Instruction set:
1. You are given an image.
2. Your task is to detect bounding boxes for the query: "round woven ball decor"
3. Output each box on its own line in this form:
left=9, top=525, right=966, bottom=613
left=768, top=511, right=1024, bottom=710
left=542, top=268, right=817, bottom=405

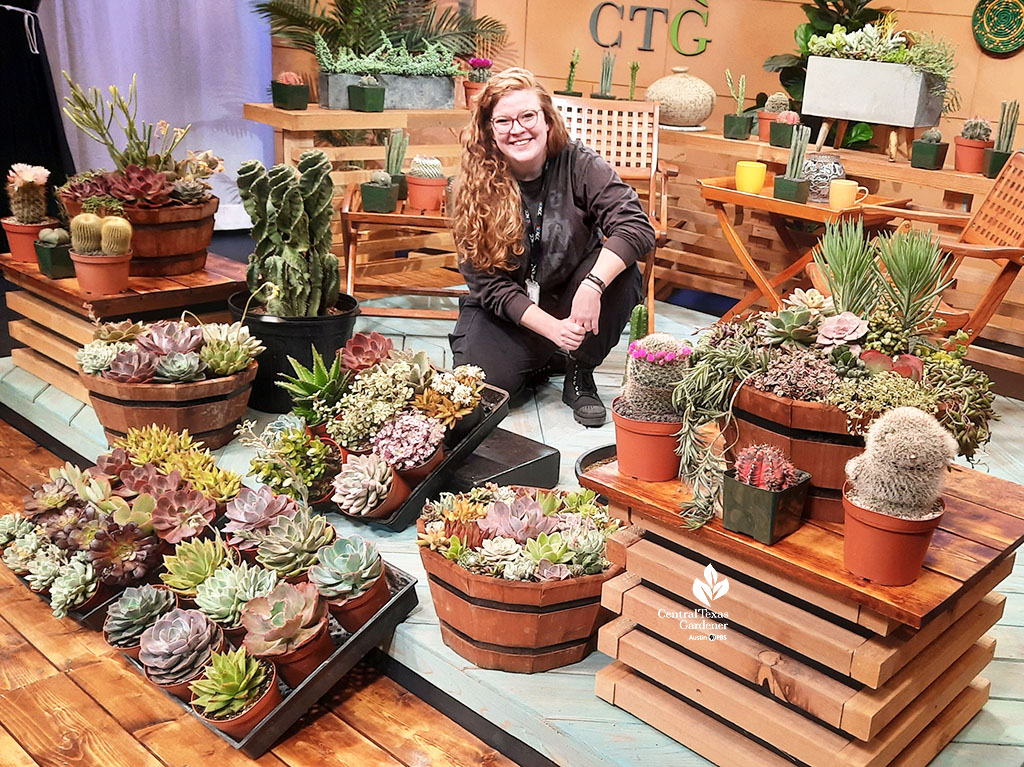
left=974, top=0, right=1024, bottom=54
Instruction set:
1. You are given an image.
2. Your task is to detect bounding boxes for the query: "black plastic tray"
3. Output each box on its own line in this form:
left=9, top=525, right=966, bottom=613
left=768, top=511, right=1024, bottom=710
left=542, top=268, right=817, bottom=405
left=124, top=562, right=418, bottom=757
left=14, top=572, right=125, bottom=631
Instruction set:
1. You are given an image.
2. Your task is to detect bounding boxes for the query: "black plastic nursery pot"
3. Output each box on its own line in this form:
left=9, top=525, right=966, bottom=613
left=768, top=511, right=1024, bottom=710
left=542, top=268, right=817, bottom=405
left=360, top=182, right=399, bottom=213
left=554, top=90, right=583, bottom=97
left=723, top=114, right=753, bottom=140
left=721, top=469, right=811, bottom=545
left=34, top=241, right=75, bottom=279
left=773, top=176, right=810, bottom=204
left=347, top=85, right=385, bottom=112
left=910, top=141, right=949, bottom=170
left=769, top=121, right=796, bottom=148
left=228, top=291, right=359, bottom=414
left=271, top=81, right=310, bottom=111
left=390, top=172, right=408, bottom=200
left=983, top=148, right=1012, bottom=179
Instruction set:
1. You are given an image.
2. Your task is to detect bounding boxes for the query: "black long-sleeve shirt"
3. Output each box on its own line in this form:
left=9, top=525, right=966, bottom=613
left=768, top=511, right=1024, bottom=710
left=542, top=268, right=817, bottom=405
left=458, top=140, right=656, bottom=324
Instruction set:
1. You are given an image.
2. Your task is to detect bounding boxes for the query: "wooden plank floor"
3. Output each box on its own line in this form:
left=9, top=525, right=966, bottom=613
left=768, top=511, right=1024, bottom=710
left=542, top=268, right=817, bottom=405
left=0, top=419, right=517, bottom=767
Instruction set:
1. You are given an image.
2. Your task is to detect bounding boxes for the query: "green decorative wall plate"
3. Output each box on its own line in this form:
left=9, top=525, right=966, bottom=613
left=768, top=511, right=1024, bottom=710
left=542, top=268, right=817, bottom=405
left=974, top=0, right=1024, bottom=54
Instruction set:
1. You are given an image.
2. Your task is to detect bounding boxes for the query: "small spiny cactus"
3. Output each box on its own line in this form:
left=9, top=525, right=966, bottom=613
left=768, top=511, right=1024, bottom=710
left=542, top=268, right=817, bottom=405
left=5, top=164, right=49, bottom=224
left=275, top=71, right=304, bottom=86
left=100, top=216, right=132, bottom=255
left=409, top=155, right=443, bottom=179
left=70, top=213, right=103, bottom=253
left=961, top=117, right=991, bottom=142
left=358, top=75, right=379, bottom=87
left=618, top=333, right=692, bottom=421
left=775, top=110, right=800, bottom=125
left=733, top=444, right=799, bottom=491
left=920, top=128, right=942, bottom=144
left=764, top=92, right=790, bottom=113
left=368, top=170, right=393, bottom=187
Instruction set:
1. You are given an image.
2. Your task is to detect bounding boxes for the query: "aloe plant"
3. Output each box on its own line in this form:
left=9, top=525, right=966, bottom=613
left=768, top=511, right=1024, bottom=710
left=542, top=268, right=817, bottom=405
left=276, top=345, right=350, bottom=425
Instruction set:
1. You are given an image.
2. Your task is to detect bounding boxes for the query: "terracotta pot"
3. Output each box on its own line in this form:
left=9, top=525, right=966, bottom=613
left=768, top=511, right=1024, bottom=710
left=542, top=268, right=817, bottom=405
left=842, top=485, right=944, bottom=586
left=111, top=637, right=142, bottom=660
left=611, top=397, right=681, bottom=482
left=61, top=195, right=217, bottom=276
left=463, top=79, right=486, bottom=108
left=2, top=217, right=57, bottom=262
left=328, top=567, right=390, bottom=632
left=222, top=623, right=247, bottom=644
left=406, top=175, right=447, bottom=211
left=72, top=582, right=113, bottom=616
left=79, top=362, right=257, bottom=450
left=756, top=110, right=774, bottom=142
left=953, top=136, right=994, bottom=174
left=354, top=471, right=411, bottom=520
left=267, top=618, right=335, bottom=688
left=69, top=250, right=132, bottom=295
left=396, top=443, right=444, bottom=486
left=192, top=660, right=283, bottom=741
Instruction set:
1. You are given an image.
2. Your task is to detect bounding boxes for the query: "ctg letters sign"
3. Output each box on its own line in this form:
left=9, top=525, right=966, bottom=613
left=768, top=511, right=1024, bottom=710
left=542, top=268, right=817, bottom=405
left=589, top=1, right=710, bottom=56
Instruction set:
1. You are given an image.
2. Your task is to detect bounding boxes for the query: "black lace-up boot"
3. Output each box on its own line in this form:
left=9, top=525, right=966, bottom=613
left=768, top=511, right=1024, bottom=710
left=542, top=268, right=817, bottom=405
left=562, top=358, right=606, bottom=427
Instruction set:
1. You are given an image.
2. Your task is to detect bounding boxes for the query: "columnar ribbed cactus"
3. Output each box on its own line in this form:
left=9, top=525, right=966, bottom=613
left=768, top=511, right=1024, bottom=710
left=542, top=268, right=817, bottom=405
left=408, top=155, right=443, bottom=179
left=845, top=407, right=957, bottom=519
left=385, top=129, right=408, bottom=176
left=995, top=100, right=1019, bottom=153
left=733, top=444, right=799, bottom=491
left=100, top=216, right=132, bottom=254
left=618, top=333, right=692, bottom=422
left=237, top=149, right=340, bottom=317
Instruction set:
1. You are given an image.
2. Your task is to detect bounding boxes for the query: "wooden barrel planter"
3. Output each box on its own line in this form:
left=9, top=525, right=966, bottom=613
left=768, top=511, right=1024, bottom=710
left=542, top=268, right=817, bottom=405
left=61, top=196, right=218, bottom=277
left=80, top=363, right=257, bottom=449
left=419, top=545, right=622, bottom=673
left=725, top=385, right=863, bottom=523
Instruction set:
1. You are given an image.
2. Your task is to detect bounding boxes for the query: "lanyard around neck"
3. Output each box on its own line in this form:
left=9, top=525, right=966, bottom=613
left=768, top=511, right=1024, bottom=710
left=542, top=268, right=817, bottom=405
left=521, top=160, right=550, bottom=280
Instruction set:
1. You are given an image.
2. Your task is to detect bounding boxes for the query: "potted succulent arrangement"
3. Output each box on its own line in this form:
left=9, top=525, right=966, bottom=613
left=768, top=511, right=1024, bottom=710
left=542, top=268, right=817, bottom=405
left=139, top=607, right=225, bottom=700
left=554, top=48, right=582, bottom=97
left=370, top=412, right=446, bottom=484
left=238, top=416, right=343, bottom=506
left=773, top=125, right=812, bottom=203
left=59, top=73, right=222, bottom=276
left=222, top=485, right=300, bottom=560
left=611, top=333, right=692, bottom=482
left=308, top=535, right=389, bottom=631
left=910, top=128, right=949, bottom=170
left=189, top=647, right=283, bottom=740
left=241, top=581, right=334, bottom=687
left=984, top=99, right=1018, bottom=179
left=954, top=117, right=993, bottom=174
left=3, top=163, right=58, bottom=262
left=34, top=226, right=74, bottom=279
left=271, top=71, right=309, bottom=110
left=75, top=315, right=264, bottom=449
left=405, top=155, right=447, bottom=211
left=195, top=560, right=278, bottom=636
left=722, top=444, right=811, bottom=545
left=757, top=91, right=790, bottom=142
left=255, top=508, right=337, bottom=583
left=417, top=485, right=621, bottom=673
left=359, top=170, right=399, bottom=213
left=723, top=70, right=752, bottom=140
left=276, top=346, right=351, bottom=437
left=331, top=454, right=410, bottom=519
left=843, top=407, right=957, bottom=585
left=591, top=51, right=617, bottom=100
left=233, top=148, right=358, bottom=413
left=463, top=57, right=492, bottom=106
left=315, top=33, right=459, bottom=110
left=103, top=584, right=177, bottom=659
left=348, top=75, right=385, bottom=112
left=770, top=110, right=801, bottom=148
left=67, top=212, right=133, bottom=295
left=385, top=128, right=409, bottom=200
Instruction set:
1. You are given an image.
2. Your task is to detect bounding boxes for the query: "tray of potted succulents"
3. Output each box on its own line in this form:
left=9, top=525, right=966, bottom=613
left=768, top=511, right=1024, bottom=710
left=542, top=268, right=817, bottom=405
left=75, top=308, right=267, bottom=449
left=272, top=331, right=509, bottom=532
left=416, top=484, right=622, bottom=673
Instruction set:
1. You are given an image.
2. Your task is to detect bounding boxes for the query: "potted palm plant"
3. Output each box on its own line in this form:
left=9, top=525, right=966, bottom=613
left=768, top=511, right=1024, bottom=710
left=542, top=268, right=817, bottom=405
left=723, top=70, right=752, bottom=140
left=3, top=163, right=58, bottom=262
left=773, top=125, right=811, bottom=203
left=722, top=444, right=811, bottom=544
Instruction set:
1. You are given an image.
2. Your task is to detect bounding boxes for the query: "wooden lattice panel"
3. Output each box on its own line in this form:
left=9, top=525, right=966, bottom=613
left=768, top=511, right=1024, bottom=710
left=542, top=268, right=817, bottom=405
left=965, top=150, right=1024, bottom=247
left=552, top=97, right=659, bottom=185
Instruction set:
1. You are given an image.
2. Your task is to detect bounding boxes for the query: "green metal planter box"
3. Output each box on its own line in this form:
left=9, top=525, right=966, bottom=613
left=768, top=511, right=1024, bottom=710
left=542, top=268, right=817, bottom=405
left=348, top=85, right=385, bottom=112
left=360, top=182, right=399, bottom=213
left=910, top=141, right=949, bottom=170
left=723, top=114, right=753, bottom=140
left=773, top=176, right=810, bottom=204
left=34, top=241, right=75, bottom=279
left=983, top=148, right=1012, bottom=178
left=271, top=82, right=309, bottom=111
left=722, top=469, right=811, bottom=545
left=769, top=121, right=796, bottom=148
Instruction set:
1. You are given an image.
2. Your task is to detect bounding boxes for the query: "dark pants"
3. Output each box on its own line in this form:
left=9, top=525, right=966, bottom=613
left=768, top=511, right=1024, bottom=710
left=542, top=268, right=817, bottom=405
left=450, top=262, right=642, bottom=398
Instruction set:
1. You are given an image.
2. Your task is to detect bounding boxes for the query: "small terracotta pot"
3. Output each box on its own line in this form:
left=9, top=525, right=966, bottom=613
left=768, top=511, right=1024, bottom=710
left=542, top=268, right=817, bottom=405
left=70, top=250, right=132, bottom=295
left=2, top=217, right=57, bottom=262
left=266, top=618, right=335, bottom=688
left=192, top=661, right=283, bottom=741
left=611, top=397, right=682, bottom=482
left=104, top=630, right=142, bottom=660
left=756, top=110, right=773, bottom=142
left=463, top=79, right=485, bottom=108
left=359, top=471, right=411, bottom=519
left=396, top=443, right=444, bottom=486
left=842, top=485, right=944, bottom=586
left=953, top=136, right=994, bottom=174
left=406, top=175, right=447, bottom=211
left=327, top=566, right=390, bottom=632
left=222, top=622, right=247, bottom=644
left=72, top=582, right=113, bottom=616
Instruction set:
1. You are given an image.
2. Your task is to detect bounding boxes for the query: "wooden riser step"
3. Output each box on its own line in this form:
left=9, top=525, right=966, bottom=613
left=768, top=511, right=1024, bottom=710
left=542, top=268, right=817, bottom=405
left=596, top=661, right=991, bottom=767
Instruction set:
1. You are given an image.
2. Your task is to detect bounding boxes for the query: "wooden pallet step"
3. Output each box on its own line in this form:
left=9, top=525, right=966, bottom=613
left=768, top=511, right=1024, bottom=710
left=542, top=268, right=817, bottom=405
left=10, top=349, right=88, bottom=404
left=6, top=291, right=95, bottom=345
left=596, top=661, right=990, bottom=767
left=9, top=320, right=80, bottom=371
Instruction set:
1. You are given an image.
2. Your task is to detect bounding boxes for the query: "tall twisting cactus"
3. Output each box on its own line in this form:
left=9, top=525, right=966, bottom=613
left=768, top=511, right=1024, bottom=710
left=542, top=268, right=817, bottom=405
left=995, top=99, right=1019, bottom=153
left=237, top=149, right=339, bottom=317
left=733, top=444, right=799, bottom=491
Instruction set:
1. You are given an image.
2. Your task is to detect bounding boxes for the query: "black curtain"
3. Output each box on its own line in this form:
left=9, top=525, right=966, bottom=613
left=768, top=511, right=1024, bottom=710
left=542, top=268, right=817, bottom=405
left=0, top=0, right=75, bottom=250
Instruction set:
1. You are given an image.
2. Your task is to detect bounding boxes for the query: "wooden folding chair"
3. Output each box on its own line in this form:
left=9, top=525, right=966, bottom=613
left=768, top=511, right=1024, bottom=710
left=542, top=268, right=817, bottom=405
left=552, top=96, right=678, bottom=333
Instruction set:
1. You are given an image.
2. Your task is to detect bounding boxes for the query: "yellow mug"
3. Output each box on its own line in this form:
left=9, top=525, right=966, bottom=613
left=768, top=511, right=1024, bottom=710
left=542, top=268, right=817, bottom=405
left=735, top=161, right=767, bottom=194
left=829, top=179, right=869, bottom=210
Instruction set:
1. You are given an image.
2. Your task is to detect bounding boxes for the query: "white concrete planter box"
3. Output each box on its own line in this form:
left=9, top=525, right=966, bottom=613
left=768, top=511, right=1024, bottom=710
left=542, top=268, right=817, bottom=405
left=801, top=57, right=945, bottom=128
left=318, top=72, right=455, bottom=110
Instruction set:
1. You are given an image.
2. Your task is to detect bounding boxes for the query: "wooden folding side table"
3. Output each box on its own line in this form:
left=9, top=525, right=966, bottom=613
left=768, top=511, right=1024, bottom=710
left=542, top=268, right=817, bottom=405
left=698, top=175, right=910, bottom=319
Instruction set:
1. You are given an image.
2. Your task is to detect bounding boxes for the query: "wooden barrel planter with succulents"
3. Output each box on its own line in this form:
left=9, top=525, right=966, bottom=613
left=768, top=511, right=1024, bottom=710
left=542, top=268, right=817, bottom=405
left=418, top=485, right=623, bottom=673
left=77, top=318, right=264, bottom=449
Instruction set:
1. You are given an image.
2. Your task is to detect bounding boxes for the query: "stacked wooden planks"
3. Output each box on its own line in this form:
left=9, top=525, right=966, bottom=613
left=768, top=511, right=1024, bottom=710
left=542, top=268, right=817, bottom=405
left=581, top=459, right=1024, bottom=767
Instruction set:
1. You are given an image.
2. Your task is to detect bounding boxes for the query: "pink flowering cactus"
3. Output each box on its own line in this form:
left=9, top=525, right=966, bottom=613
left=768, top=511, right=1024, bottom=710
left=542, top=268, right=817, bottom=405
left=467, top=57, right=493, bottom=83
left=627, top=339, right=693, bottom=365
left=7, top=163, right=50, bottom=188
left=816, top=311, right=868, bottom=353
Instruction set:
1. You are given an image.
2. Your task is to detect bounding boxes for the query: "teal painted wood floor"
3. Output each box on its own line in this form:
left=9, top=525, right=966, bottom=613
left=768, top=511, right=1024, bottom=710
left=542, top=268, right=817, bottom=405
left=2, top=295, right=1023, bottom=767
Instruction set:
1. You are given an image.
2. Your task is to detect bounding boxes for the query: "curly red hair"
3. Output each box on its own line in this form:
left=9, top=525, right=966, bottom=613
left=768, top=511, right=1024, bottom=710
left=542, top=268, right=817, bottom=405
left=451, top=68, right=569, bottom=273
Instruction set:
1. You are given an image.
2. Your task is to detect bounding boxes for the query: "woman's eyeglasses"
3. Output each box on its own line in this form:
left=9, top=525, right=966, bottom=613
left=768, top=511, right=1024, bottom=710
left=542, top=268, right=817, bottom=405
left=491, top=110, right=539, bottom=134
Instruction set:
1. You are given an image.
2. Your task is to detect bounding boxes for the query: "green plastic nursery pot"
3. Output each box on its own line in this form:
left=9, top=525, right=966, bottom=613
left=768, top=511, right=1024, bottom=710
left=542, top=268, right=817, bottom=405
left=723, top=114, right=753, bottom=140
left=722, top=469, right=811, bottom=545
left=611, top=397, right=682, bottom=483
left=271, top=81, right=309, bottom=110
left=390, top=172, right=408, bottom=200
left=910, top=141, right=949, bottom=170
left=773, top=176, right=810, bottom=204
left=983, top=148, right=1012, bottom=178
left=842, top=484, right=944, bottom=586
left=359, top=182, right=399, bottom=213
left=347, top=85, right=385, bottom=112
left=34, top=241, right=75, bottom=279
left=327, top=567, right=391, bottom=632
left=769, top=121, right=796, bottom=148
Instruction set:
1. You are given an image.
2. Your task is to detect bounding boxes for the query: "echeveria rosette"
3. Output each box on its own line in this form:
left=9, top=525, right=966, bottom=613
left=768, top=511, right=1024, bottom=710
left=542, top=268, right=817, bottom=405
left=255, top=509, right=336, bottom=579
left=478, top=496, right=558, bottom=544
left=139, top=608, right=222, bottom=685
left=240, top=581, right=327, bottom=657
left=103, top=584, right=177, bottom=648
left=152, top=489, right=217, bottom=544
left=222, top=485, right=299, bottom=551
left=308, top=535, right=384, bottom=602
left=95, top=448, right=133, bottom=480
left=3, top=531, right=43, bottom=574
left=103, top=348, right=159, bottom=383
left=89, top=521, right=162, bottom=585
left=120, top=464, right=188, bottom=497
left=195, top=562, right=278, bottom=630
left=136, top=320, right=204, bottom=356
left=49, top=556, right=99, bottom=618
left=23, top=478, right=76, bottom=520
left=25, top=543, right=68, bottom=592
left=76, top=340, right=135, bottom=376
left=817, top=311, right=869, bottom=354
left=0, top=513, right=35, bottom=547
left=160, top=537, right=230, bottom=597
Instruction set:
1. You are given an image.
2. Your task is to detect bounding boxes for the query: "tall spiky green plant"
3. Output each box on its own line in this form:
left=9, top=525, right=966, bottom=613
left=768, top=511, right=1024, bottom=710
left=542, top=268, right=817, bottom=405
left=874, top=229, right=952, bottom=337
left=812, top=218, right=878, bottom=318
left=785, top=124, right=811, bottom=180
left=995, top=99, right=1019, bottom=153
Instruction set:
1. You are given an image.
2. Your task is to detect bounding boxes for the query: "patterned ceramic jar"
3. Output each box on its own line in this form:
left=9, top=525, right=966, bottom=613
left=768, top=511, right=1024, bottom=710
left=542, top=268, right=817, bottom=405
left=802, top=152, right=845, bottom=203
left=644, top=66, right=716, bottom=127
